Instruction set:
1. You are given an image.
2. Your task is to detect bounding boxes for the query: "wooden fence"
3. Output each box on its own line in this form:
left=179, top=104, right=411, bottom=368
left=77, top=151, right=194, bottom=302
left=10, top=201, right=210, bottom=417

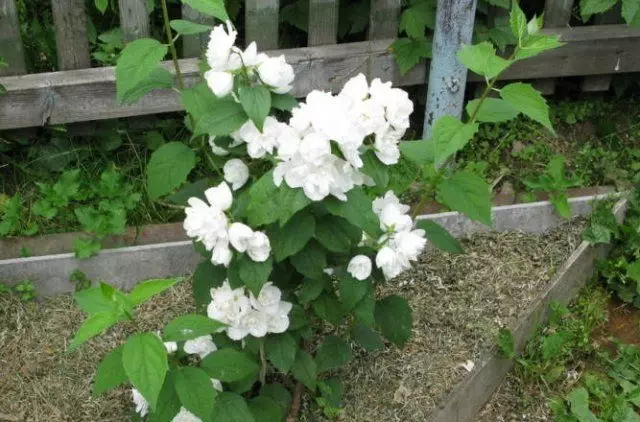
left=1, top=0, right=640, bottom=130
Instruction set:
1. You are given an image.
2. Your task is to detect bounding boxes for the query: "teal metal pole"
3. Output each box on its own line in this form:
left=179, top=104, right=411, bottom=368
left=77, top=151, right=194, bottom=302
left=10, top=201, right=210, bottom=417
left=423, top=0, right=477, bottom=139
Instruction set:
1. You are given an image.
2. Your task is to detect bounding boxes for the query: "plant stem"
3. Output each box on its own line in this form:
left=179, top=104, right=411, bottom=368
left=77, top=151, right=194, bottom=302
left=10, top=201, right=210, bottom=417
left=160, top=0, right=185, bottom=89
left=259, top=340, right=267, bottom=386
left=286, top=381, right=304, bottom=422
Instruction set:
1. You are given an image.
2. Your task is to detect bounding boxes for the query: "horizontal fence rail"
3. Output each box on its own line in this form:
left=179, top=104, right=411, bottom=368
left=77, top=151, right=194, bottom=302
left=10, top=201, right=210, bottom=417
left=1, top=25, right=640, bottom=130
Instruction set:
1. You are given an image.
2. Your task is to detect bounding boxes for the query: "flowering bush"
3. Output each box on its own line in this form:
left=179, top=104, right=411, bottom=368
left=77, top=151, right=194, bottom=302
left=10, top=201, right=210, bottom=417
left=70, top=1, right=561, bottom=420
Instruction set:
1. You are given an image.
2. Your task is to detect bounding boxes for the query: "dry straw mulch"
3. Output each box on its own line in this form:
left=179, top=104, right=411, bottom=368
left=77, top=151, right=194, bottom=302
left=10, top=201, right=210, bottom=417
left=0, top=220, right=584, bottom=422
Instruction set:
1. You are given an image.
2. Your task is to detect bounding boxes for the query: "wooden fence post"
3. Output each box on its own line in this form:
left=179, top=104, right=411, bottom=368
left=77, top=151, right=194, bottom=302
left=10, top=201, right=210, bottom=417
left=369, top=0, right=401, bottom=39
left=0, top=0, right=26, bottom=75
left=424, top=0, right=477, bottom=138
left=181, top=5, right=214, bottom=58
left=245, top=0, right=279, bottom=50
left=308, top=0, right=339, bottom=46
left=51, top=0, right=91, bottom=70
left=581, top=5, right=621, bottom=92
left=119, top=0, right=150, bottom=42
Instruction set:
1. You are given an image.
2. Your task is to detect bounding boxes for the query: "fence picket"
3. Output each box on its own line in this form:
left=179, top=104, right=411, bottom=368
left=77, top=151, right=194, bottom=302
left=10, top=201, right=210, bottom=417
left=181, top=5, right=214, bottom=58
left=245, top=0, right=279, bottom=50
left=51, top=0, right=91, bottom=70
left=119, top=0, right=150, bottom=42
left=308, top=0, right=339, bottom=46
left=581, top=5, right=621, bottom=92
left=369, top=0, right=401, bottom=39
left=536, top=0, right=574, bottom=94
left=0, top=0, right=26, bottom=75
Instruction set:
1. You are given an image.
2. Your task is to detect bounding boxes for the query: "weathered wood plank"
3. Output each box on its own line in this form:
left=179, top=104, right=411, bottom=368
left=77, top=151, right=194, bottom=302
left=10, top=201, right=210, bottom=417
left=536, top=0, right=574, bottom=94
left=581, top=5, right=620, bottom=92
left=0, top=0, right=26, bottom=75
left=118, top=0, right=149, bottom=41
left=245, top=0, right=279, bottom=50
left=308, top=0, right=339, bottom=46
left=2, top=25, right=640, bottom=129
left=181, top=5, right=214, bottom=58
left=51, top=0, right=91, bottom=70
left=369, top=0, right=401, bottom=39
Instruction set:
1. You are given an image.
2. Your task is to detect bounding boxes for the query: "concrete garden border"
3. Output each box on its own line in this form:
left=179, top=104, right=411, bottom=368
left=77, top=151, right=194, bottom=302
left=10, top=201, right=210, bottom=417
left=0, top=193, right=627, bottom=421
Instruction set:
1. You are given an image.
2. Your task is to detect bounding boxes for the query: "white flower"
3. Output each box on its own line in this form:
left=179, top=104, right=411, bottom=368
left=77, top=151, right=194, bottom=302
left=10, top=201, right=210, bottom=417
left=223, top=159, right=249, bottom=190
left=379, top=203, right=413, bottom=232
left=247, top=231, right=271, bottom=262
left=211, top=378, right=223, bottom=392
left=299, top=132, right=331, bottom=165
left=339, top=73, right=369, bottom=101
left=227, top=42, right=267, bottom=72
left=172, top=407, right=201, bottom=422
left=164, top=341, right=178, bottom=353
left=204, top=182, right=233, bottom=211
left=241, top=309, right=270, bottom=338
left=183, top=335, right=217, bottom=359
left=229, top=222, right=254, bottom=253
left=347, top=255, right=372, bottom=280
left=183, top=197, right=228, bottom=251
left=372, top=191, right=409, bottom=216
left=208, top=136, right=229, bottom=156
left=375, top=246, right=404, bottom=280
left=374, top=125, right=403, bottom=165
left=250, top=282, right=282, bottom=314
left=257, top=55, right=294, bottom=94
left=235, top=117, right=285, bottom=158
left=207, top=281, right=250, bottom=329
left=211, top=237, right=232, bottom=267
left=206, top=21, right=237, bottom=71
left=132, top=389, right=149, bottom=417
left=266, top=303, right=292, bottom=333
left=204, top=70, right=234, bottom=97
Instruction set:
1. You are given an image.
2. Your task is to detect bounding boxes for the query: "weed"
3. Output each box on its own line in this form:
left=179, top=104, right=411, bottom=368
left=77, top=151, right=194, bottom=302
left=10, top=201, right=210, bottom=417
left=1, top=279, right=37, bottom=301
left=522, top=155, right=581, bottom=218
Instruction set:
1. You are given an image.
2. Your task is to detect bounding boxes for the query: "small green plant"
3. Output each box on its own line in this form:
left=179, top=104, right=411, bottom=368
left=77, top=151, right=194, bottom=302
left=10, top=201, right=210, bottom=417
left=10, top=280, right=37, bottom=301
left=522, top=155, right=581, bottom=218
left=0, top=193, right=38, bottom=237
left=497, top=327, right=516, bottom=359
left=90, top=28, right=125, bottom=66
left=70, top=269, right=93, bottom=291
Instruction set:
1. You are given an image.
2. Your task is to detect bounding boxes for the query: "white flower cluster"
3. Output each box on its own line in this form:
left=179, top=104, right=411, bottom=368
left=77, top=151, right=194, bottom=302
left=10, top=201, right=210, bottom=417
left=373, top=191, right=427, bottom=280
left=204, top=22, right=294, bottom=98
left=183, top=182, right=270, bottom=267
left=272, top=75, right=413, bottom=201
left=207, top=281, right=292, bottom=341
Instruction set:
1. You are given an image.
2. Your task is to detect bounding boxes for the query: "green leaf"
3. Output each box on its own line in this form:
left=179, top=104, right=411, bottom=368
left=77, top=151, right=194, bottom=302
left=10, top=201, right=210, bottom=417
left=290, top=241, right=327, bottom=280
left=436, top=170, right=492, bottom=226
left=374, top=295, right=413, bottom=348
left=622, top=0, right=640, bottom=26
left=122, top=333, right=168, bottom=411
left=201, top=349, right=260, bottom=382
left=93, top=346, right=127, bottom=396
left=315, top=215, right=362, bottom=254
left=399, top=4, right=435, bottom=38
left=500, top=82, right=554, bottom=133
left=515, top=34, right=564, bottom=60
left=182, top=0, right=229, bottom=21
left=568, top=388, right=599, bottom=422
left=432, top=116, right=479, bottom=167
left=361, top=150, right=390, bottom=188
left=391, top=37, right=432, bottom=75
left=245, top=171, right=281, bottom=226
left=95, top=0, right=108, bottom=13
left=399, top=139, right=434, bottom=165
left=271, top=93, right=298, bottom=111
left=148, top=371, right=181, bottom=422
left=324, top=188, right=381, bottom=237
left=119, top=67, right=174, bottom=105
left=73, top=237, right=101, bottom=259
left=116, top=39, right=168, bottom=104
left=627, top=261, right=640, bottom=282
left=266, top=333, right=298, bottom=373
left=509, top=0, right=528, bottom=43
left=175, top=367, right=217, bottom=421
left=211, top=392, right=255, bottom=422
left=541, top=332, right=570, bottom=360
left=167, top=178, right=212, bottom=206
left=416, top=220, right=464, bottom=253
left=146, top=142, right=196, bottom=201
left=144, top=131, right=165, bottom=151
left=192, top=260, right=226, bottom=312
left=315, top=336, right=353, bottom=373
left=249, top=395, right=285, bottom=422
left=312, top=292, right=345, bottom=326
left=339, top=275, right=371, bottom=311
left=550, top=193, right=572, bottom=219
left=296, top=278, right=328, bottom=304
left=261, top=384, right=292, bottom=415
left=74, top=287, right=117, bottom=314
left=465, top=98, right=519, bottom=123
left=498, top=328, right=515, bottom=359
left=182, top=84, right=248, bottom=136
left=128, top=277, right=181, bottom=305
left=239, top=85, right=271, bottom=131
left=353, top=290, right=376, bottom=327
left=580, top=0, right=617, bottom=20
left=236, top=255, right=273, bottom=297
left=163, top=314, right=226, bottom=342
left=69, top=311, right=119, bottom=351
left=457, top=42, right=512, bottom=79
left=350, top=322, right=384, bottom=352
left=269, top=211, right=316, bottom=261
left=169, top=19, right=212, bottom=35
left=291, top=350, right=317, bottom=390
